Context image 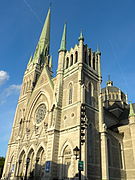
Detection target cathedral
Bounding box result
[2,8,135,180]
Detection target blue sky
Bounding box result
[0,0,135,157]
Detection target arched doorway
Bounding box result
[27,149,35,178]
[62,145,72,179]
[18,150,26,178]
[35,147,45,180]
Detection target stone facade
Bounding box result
[2,8,135,180]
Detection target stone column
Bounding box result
[99,92,109,180]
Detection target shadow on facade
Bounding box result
[3,162,87,180]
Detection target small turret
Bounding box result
[78,31,84,64]
[57,24,67,72]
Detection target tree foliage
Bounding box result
[0,157,5,167]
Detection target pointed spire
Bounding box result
[33,8,51,63]
[39,8,50,48]
[78,31,84,41]
[59,23,67,52]
[129,102,135,117]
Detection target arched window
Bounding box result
[85,82,94,105]
[75,51,78,63]
[84,51,87,64]
[66,57,69,69]
[69,83,73,104]
[93,56,95,70]
[89,53,91,67]
[70,54,73,66]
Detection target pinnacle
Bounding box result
[59,23,67,52]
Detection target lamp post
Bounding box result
[73,146,80,160]
[73,146,80,179]
[24,157,30,180]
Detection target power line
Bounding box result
[23,0,42,24]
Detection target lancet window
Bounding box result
[69,83,73,104]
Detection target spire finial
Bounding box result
[106,75,113,87]
[59,23,67,52]
[78,31,84,41]
[129,101,135,117]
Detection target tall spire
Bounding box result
[39,8,50,48]
[33,8,51,63]
[59,23,67,52]
[129,102,135,117]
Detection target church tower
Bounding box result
[2,8,112,180]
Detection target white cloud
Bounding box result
[0,84,22,105]
[0,70,9,85]
[4,84,22,97]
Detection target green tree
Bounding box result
[0,157,5,178]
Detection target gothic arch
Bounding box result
[27,148,35,177]
[65,57,69,69]
[60,139,74,157]
[36,142,46,156]
[60,140,75,179]
[17,150,26,177]
[18,147,27,159]
[70,54,73,66]
[85,81,94,105]
[75,51,78,63]
[26,90,51,123]
[27,145,36,156]
[35,146,46,178]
